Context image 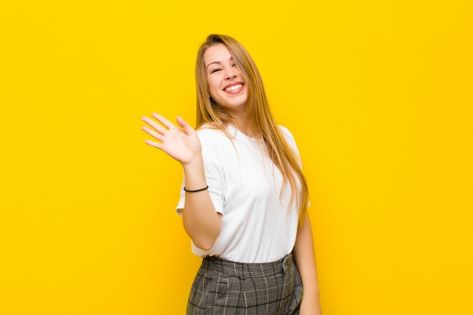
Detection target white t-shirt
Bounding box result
[175,123,310,263]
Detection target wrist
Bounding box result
[182,155,207,190]
[302,285,320,299]
[182,155,203,170]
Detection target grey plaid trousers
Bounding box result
[186,251,303,314]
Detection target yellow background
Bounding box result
[1,0,472,314]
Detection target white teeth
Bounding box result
[225,84,242,92]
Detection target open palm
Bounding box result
[141,113,201,166]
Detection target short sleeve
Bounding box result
[278,125,312,208]
[175,132,225,216]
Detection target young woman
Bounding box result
[141,34,322,315]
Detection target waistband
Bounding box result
[202,251,294,279]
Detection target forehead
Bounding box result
[203,44,232,66]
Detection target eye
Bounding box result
[211,69,221,73]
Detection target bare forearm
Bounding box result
[181,156,221,250]
[294,212,321,302]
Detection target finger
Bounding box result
[142,116,167,135]
[144,139,163,149]
[176,116,194,135]
[142,126,164,142]
[151,113,174,129]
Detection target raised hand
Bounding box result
[141,113,202,166]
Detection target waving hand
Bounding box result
[141,113,201,166]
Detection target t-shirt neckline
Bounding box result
[227,123,264,143]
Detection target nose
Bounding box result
[224,67,238,80]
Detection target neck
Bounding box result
[230,114,258,138]
[225,103,259,138]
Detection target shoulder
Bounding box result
[196,123,227,141]
[278,124,301,157]
[278,124,296,143]
[194,123,231,160]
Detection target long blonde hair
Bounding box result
[194,34,310,228]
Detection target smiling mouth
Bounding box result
[223,83,244,94]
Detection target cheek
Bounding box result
[241,84,249,97]
[207,77,222,96]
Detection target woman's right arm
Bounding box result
[181,156,222,250]
[141,113,222,250]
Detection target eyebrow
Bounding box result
[206,56,234,69]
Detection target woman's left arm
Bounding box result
[293,212,322,315]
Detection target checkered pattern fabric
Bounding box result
[186,251,303,314]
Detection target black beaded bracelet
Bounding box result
[183,185,209,193]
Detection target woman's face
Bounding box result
[203,43,248,113]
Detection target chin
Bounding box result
[226,99,247,108]
[215,95,247,108]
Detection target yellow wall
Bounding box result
[1,0,472,314]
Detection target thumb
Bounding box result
[176,116,194,135]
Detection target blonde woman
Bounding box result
[141,34,322,315]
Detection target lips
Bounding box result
[223,81,244,91]
[223,82,244,95]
